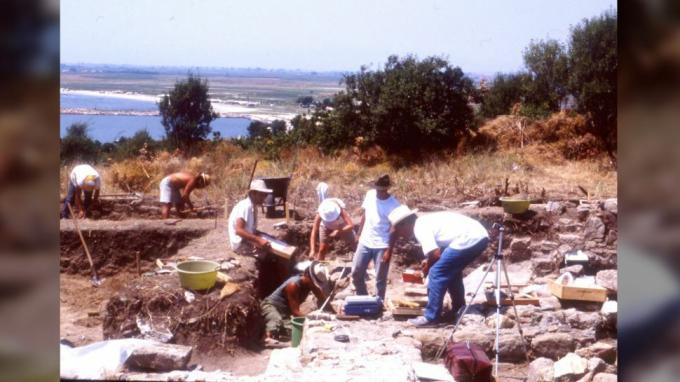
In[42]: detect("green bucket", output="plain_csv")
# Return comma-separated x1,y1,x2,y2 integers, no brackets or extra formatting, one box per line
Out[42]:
176,260,220,291
290,316,306,347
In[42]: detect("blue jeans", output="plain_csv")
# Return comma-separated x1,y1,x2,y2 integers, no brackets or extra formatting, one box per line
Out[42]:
424,238,489,321
61,181,92,218
351,243,390,300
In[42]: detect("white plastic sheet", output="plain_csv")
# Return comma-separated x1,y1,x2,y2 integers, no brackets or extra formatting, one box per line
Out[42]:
60,338,155,379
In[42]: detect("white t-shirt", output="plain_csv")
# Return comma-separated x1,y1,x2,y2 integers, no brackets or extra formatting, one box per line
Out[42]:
69,164,101,189
358,189,400,249
228,197,257,250
413,211,489,254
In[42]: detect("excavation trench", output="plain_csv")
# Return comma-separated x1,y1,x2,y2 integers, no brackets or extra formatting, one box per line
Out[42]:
59,222,275,368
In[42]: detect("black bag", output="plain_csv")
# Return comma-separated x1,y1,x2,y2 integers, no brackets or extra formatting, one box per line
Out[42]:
444,341,493,382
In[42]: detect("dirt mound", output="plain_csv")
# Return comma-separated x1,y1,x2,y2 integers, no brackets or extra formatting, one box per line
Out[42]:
103,273,262,352
474,112,605,160
60,228,208,276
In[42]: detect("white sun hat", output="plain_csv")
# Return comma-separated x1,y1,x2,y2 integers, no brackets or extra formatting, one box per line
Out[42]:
318,198,342,223
249,179,273,193
388,205,418,226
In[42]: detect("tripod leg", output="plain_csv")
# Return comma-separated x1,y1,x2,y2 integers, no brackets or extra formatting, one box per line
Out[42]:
434,255,497,360
494,258,501,377
500,258,530,361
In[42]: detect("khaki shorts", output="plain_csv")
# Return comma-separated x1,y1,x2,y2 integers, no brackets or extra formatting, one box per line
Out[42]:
261,301,292,338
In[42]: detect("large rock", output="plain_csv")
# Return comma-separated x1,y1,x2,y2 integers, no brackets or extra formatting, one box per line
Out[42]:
553,353,588,382
485,313,515,329
558,233,582,246
451,327,495,354
546,201,565,214
593,373,617,382
531,333,576,360
527,357,554,382
576,341,617,364
533,252,561,276
508,237,532,262
601,301,617,330
587,357,607,374
539,296,562,311
595,270,617,295
564,309,604,330
124,342,193,372
560,264,584,277
497,333,527,362
584,216,606,241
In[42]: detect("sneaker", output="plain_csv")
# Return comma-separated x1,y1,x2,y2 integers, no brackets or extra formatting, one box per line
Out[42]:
407,316,438,328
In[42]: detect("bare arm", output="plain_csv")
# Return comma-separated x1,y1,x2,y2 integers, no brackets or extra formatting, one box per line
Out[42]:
74,186,84,216
235,218,269,248
356,208,366,238
339,209,354,233
310,215,321,257
381,226,399,264
181,178,198,210
421,248,442,277
285,283,304,317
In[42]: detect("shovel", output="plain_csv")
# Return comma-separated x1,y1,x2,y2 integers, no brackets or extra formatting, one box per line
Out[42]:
66,203,102,286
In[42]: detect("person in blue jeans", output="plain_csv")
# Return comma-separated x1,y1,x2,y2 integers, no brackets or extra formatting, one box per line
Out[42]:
388,206,489,327
351,175,401,301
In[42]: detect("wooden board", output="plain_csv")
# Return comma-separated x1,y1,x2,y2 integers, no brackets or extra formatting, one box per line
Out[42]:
548,280,607,302
258,233,297,259
392,307,424,317
484,294,539,306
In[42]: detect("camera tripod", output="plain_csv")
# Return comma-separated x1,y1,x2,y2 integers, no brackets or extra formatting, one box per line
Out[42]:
434,223,529,377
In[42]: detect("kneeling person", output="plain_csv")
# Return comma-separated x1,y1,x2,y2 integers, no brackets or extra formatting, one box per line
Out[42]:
310,198,356,261
389,206,489,327
261,261,332,345
159,172,211,218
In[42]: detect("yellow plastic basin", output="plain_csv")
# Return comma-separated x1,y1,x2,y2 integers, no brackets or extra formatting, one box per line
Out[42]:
176,260,220,290
499,197,530,214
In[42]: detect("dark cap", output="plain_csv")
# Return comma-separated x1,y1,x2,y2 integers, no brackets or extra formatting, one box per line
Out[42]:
374,174,391,189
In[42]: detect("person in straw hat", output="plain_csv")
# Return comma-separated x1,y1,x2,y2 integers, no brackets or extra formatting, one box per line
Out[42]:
228,179,273,252
159,172,211,218
388,205,489,327
351,174,401,301
61,164,102,219
310,197,357,261
261,261,333,346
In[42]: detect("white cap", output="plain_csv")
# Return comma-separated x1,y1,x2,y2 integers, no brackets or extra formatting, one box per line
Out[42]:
249,179,273,193
318,199,341,223
388,205,418,226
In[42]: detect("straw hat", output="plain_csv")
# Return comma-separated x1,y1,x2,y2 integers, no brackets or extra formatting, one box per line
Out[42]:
249,179,273,193
308,261,332,296
388,205,418,226
318,198,341,223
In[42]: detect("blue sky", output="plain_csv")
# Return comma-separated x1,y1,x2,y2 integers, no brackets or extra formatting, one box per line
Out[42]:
61,0,616,74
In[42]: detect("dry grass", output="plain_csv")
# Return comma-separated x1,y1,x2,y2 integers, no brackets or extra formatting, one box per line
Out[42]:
60,134,617,214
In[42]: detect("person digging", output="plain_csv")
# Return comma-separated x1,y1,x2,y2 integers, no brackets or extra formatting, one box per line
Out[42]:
261,261,333,347
159,172,211,219
61,164,101,219
388,205,490,327
310,198,357,261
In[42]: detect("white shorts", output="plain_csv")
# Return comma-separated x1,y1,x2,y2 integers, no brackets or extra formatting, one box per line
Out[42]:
159,176,181,204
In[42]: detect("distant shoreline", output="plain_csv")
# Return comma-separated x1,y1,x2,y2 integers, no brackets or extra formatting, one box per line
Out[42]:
60,88,297,122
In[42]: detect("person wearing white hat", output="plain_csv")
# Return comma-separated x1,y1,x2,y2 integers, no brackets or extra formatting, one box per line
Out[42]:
310,198,356,261
351,174,401,301
61,164,101,219
261,261,333,346
388,206,489,327
228,179,273,252
159,172,212,218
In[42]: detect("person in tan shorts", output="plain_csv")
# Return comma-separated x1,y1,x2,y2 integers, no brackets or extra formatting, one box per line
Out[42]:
310,198,356,261
159,172,211,218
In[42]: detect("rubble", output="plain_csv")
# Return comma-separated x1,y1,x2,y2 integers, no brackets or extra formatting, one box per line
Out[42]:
531,333,576,360
583,216,606,242
595,270,617,296
527,357,555,382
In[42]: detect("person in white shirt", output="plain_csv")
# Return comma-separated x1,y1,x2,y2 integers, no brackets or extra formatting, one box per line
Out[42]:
310,198,356,261
351,174,401,301
388,206,489,327
61,164,101,219
228,179,273,252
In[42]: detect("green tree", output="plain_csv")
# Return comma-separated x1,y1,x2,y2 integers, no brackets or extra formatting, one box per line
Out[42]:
480,72,530,117
247,120,270,139
270,120,287,136
296,96,314,107
113,129,158,160
60,122,101,164
522,39,569,114
158,74,217,152
568,11,617,162
326,55,475,155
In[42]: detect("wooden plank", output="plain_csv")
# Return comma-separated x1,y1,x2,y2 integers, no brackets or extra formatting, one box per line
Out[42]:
392,307,424,317
258,233,297,259
549,280,607,302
